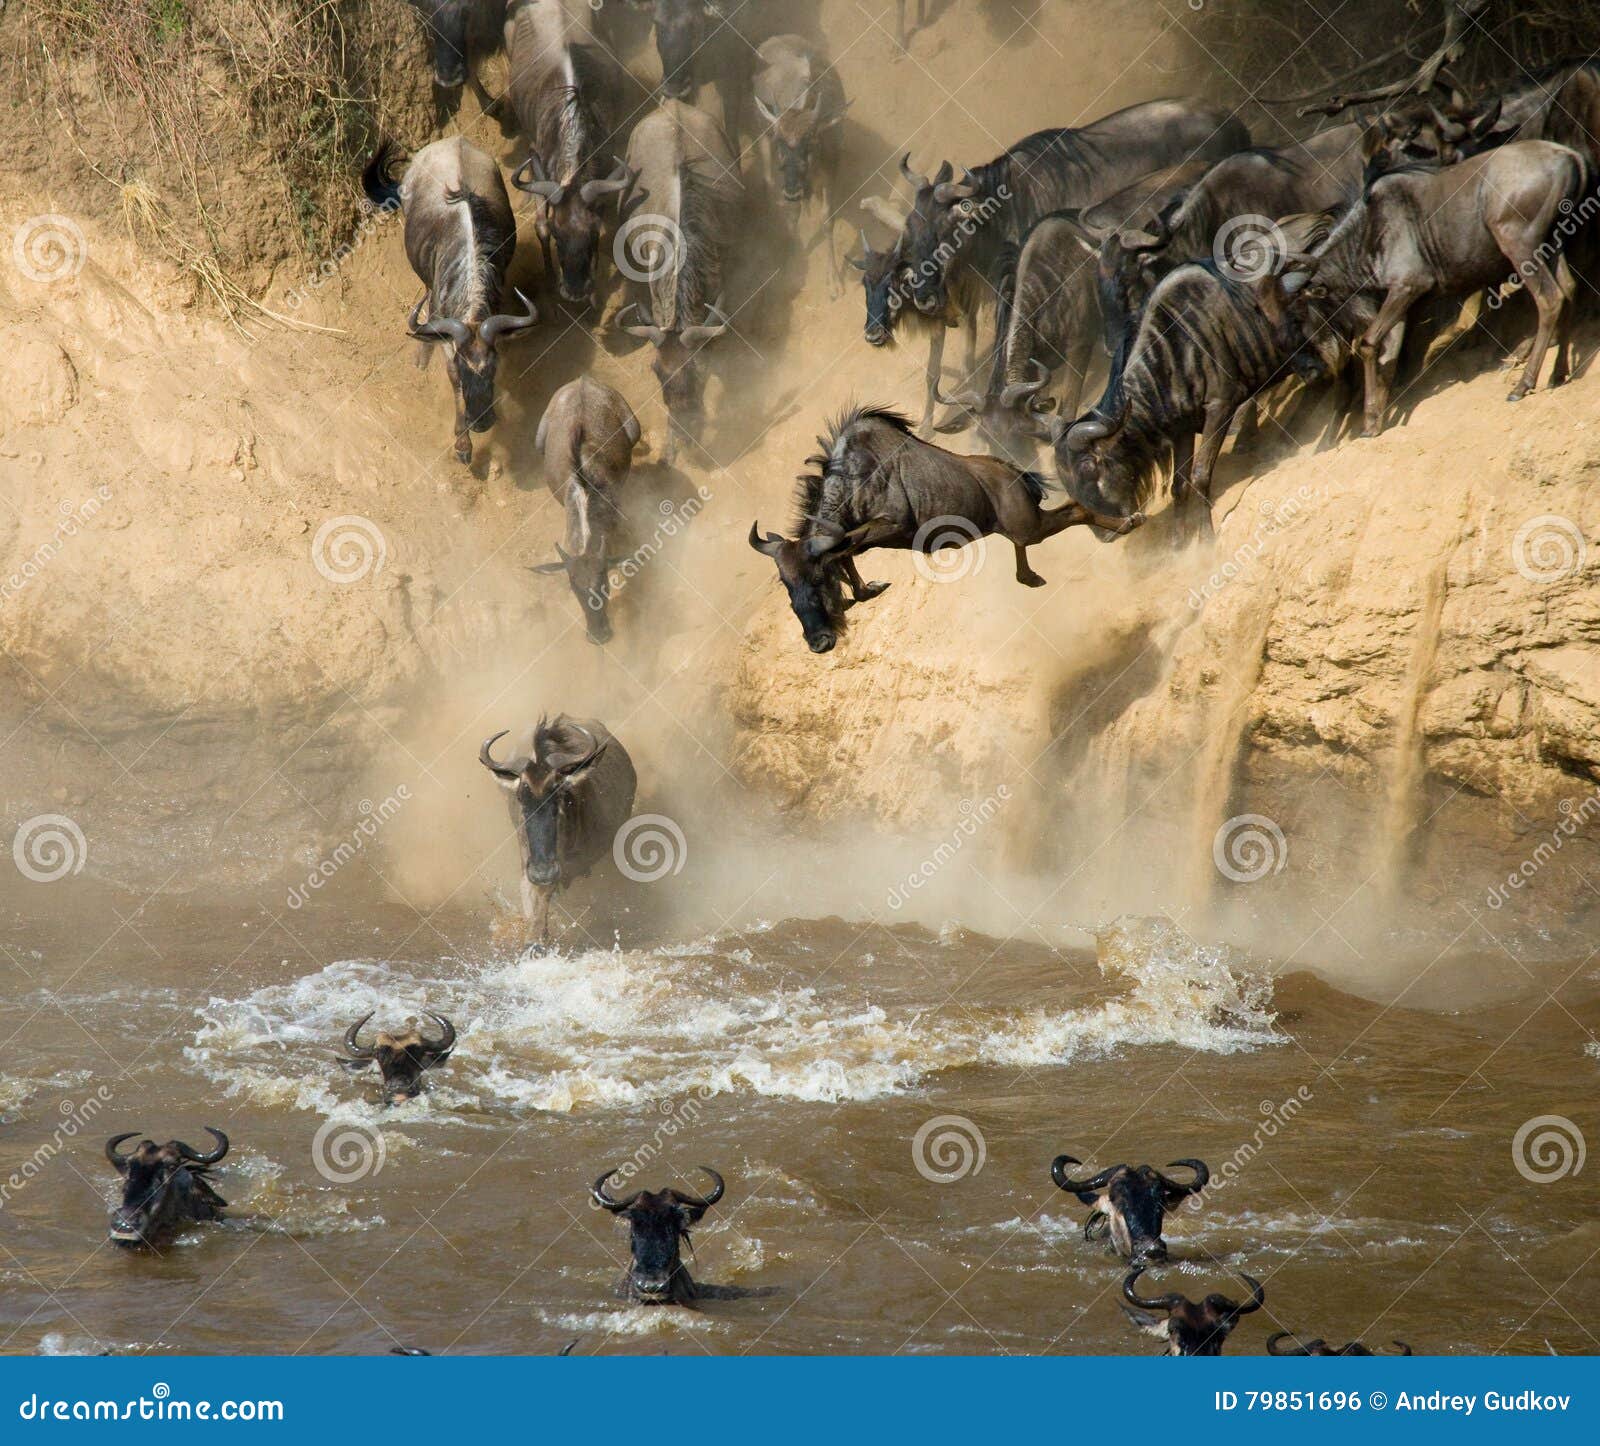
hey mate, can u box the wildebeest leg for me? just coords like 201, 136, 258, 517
1550, 254, 1578, 387
1507, 254, 1568, 400
920, 325, 946, 435
1170, 429, 1195, 503
1318, 357, 1355, 453
1357, 283, 1425, 435
1189, 400, 1234, 539
840, 556, 890, 602
445, 355, 472, 464
1012, 541, 1046, 587
519, 876, 538, 921
1232, 396, 1260, 455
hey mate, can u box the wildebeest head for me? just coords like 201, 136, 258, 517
1360, 95, 1503, 182
898, 154, 982, 315
1053, 1155, 1208, 1264
407, 291, 538, 440
1056, 398, 1144, 519
592, 1164, 725, 1304
757, 90, 842, 203
533, 542, 621, 645
339, 1011, 456, 1103
931, 359, 1054, 462
1123, 1268, 1264, 1356
849, 228, 910, 348
1267, 1332, 1413, 1357
479, 722, 608, 890
512, 157, 632, 306
630, 0, 722, 100
105, 1128, 229, 1247
748, 518, 887, 654
618, 302, 730, 448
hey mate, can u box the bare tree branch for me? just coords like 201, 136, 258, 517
1296, 0, 1491, 117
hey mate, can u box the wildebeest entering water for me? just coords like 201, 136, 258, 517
1122, 1267, 1264, 1356
749, 405, 1142, 654
478, 717, 637, 944
104, 1128, 229, 1247
339, 1012, 457, 1103
1051, 1155, 1209, 1264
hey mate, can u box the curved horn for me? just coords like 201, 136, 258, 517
480, 289, 539, 346
679, 299, 731, 345
671, 1166, 724, 1208
555, 725, 604, 775
1051, 1155, 1121, 1195
479, 731, 521, 782
174, 1127, 229, 1165
1230, 1272, 1266, 1316
1123, 1268, 1186, 1312
1266, 1332, 1309, 1356
1158, 1158, 1210, 1196
899, 153, 929, 191
342, 1010, 378, 1060
617, 304, 666, 345
999, 358, 1050, 408
754, 94, 780, 124
407, 298, 470, 346
421, 1012, 456, 1054
749, 521, 786, 557
592, 1166, 640, 1213
848, 228, 878, 271
932, 168, 980, 205
512, 153, 565, 201
105, 1132, 141, 1172
933, 380, 986, 410
1387, 1340, 1413, 1356
579, 160, 633, 207
1066, 411, 1116, 453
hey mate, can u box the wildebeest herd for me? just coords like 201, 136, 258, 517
97, 3, 1600, 1354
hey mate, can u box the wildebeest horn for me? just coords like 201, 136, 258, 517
174, 1127, 229, 1165
754, 94, 780, 124
999, 358, 1049, 409
670, 1166, 724, 1208
342, 1010, 379, 1060
479, 730, 521, 782
1157, 1158, 1210, 1195
679, 298, 731, 345
592, 1166, 641, 1213
579, 160, 633, 207
617, 304, 666, 345
1427, 103, 1468, 142
932, 167, 980, 205
1387, 1340, 1414, 1355
1123, 1268, 1186, 1312
899, 153, 929, 191
1266, 1332, 1311, 1355
480, 289, 539, 345
407, 298, 470, 346
512, 153, 565, 202
1230, 1273, 1266, 1316
555, 725, 604, 776
749, 521, 786, 556
848, 228, 877, 271
421, 1012, 456, 1054
105, 1132, 141, 1172
933, 381, 986, 410
1051, 1155, 1120, 1195
1065, 410, 1118, 453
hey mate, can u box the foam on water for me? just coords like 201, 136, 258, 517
188, 916, 1280, 1123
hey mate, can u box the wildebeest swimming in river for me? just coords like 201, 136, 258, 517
479, 716, 637, 944
339, 1012, 457, 1103
1051, 1155, 1208, 1264
748, 405, 1142, 653
1122, 1267, 1264, 1356
104, 1128, 229, 1247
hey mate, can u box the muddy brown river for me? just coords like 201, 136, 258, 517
1, 881, 1595, 1356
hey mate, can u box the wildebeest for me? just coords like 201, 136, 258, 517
406, 0, 507, 121
1058, 260, 1326, 532
362, 138, 539, 465
1051, 1155, 1208, 1264
749, 405, 1142, 654
339, 1012, 457, 1103
531, 377, 642, 644
1260, 140, 1586, 436
1123, 1268, 1265, 1356
896, 100, 1251, 322
618, 100, 740, 464
104, 1128, 229, 1247
592, 1164, 724, 1304
506, 0, 633, 307
479, 717, 637, 943
620, 0, 765, 140
1267, 1332, 1413, 1356
754, 35, 846, 205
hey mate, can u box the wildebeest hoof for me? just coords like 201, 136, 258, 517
454, 442, 474, 464
1017, 569, 1046, 587
855, 580, 890, 601
1507, 386, 1528, 402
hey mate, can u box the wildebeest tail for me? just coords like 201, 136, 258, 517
1018, 470, 1050, 504
362, 140, 407, 211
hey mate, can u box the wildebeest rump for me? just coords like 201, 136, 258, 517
1123, 1268, 1265, 1356
105, 1128, 229, 1247
339, 1012, 457, 1103
531, 376, 643, 643
1051, 1155, 1208, 1264
362, 137, 539, 464
749, 405, 1142, 654
479, 716, 637, 943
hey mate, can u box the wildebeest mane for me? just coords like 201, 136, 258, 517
433, 186, 513, 320
790, 404, 915, 535
652, 159, 730, 331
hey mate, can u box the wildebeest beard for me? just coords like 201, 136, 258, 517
105, 1128, 229, 1247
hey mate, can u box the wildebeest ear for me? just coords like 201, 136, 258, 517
1470, 96, 1503, 138
748, 521, 787, 557
1360, 124, 1386, 162
1118, 227, 1160, 251
530, 559, 569, 575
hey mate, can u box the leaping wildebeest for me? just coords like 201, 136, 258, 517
619, 100, 740, 464
531, 376, 643, 644
592, 1164, 726, 1304
479, 716, 637, 944
1050, 1155, 1209, 1264
362, 138, 539, 464
1122, 1268, 1265, 1356
104, 1128, 229, 1247
749, 405, 1142, 654
339, 1012, 457, 1103
506, 0, 633, 307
